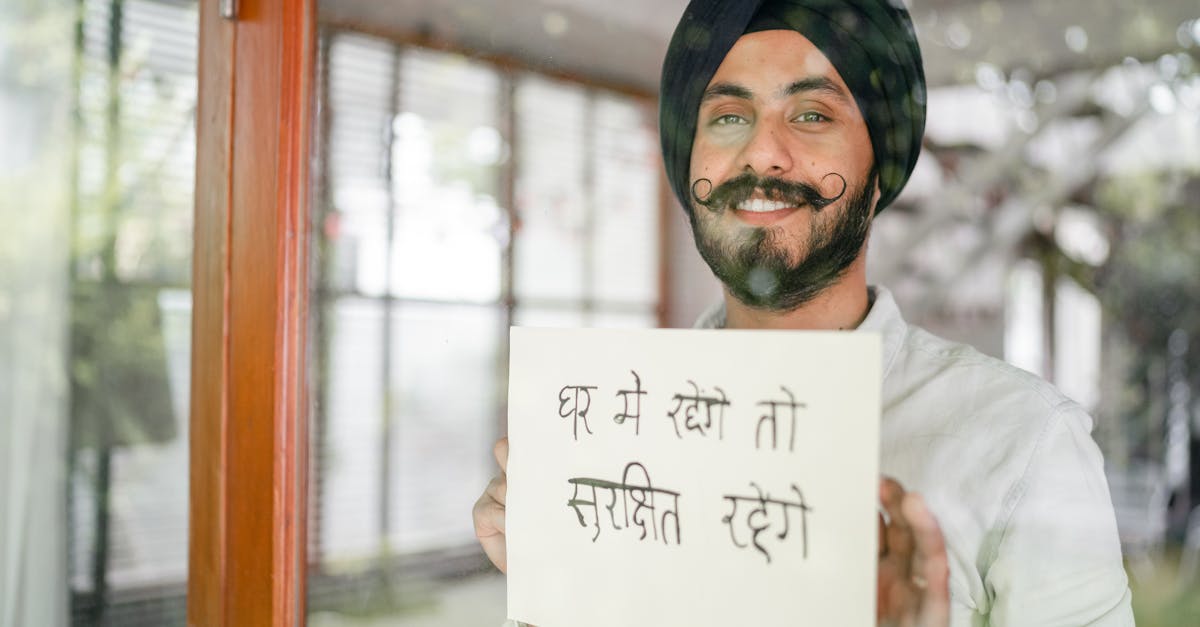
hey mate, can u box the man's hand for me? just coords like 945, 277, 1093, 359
473, 437, 509, 573
877, 477, 950, 627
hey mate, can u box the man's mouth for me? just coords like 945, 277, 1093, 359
729, 197, 803, 226
734, 198, 799, 213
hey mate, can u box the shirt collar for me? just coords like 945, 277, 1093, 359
856, 286, 907, 382
692, 285, 908, 381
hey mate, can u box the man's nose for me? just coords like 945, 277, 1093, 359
738, 119, 794, 176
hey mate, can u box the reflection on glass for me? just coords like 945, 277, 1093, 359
325, 33, 395, 297
324, 36, 505, 303
513, 308, 657, 330
590, 95, 660, 306
513, 76, 662, 312
392, 50, 504, 303
309, 19, 663, 626
75, 0, 197, 287
511, 307, 585, 329
513, 75, 588, 304
388, 304, 501, 551
314, 300, 499, 560
316, 298, 385, 565
311, 28, 518, 624
63, 0, 198, 624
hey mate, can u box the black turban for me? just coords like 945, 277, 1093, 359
659, 0, 926, 214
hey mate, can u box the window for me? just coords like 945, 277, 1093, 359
68, 0, 197, 624
309, 29, 663, 622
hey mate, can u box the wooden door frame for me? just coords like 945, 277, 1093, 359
189, 0, 316, 624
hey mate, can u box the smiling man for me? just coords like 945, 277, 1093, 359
685, 28, 879, 321
475, 1, 1133, 625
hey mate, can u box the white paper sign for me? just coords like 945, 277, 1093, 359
507, 327, 881, 627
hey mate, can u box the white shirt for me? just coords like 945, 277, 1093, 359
504, 286, 1132, 626
694, 286, 1133, 626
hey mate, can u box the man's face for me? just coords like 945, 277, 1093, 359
688, 29, 879, 311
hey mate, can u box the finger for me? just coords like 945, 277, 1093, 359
879, 477, 904, 530
902, 493, 950, 625
876, 551, 906, 624
486, 474, 508, 508
472, 488, 508, 573
494, 437, 509, 473
472, 481, 507, 536
879, 477, 912, 560
480, 529, 507, 574
878, 512, 887, 558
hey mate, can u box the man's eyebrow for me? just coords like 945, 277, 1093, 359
782, 77, 851, 103
701, 82, 753, 103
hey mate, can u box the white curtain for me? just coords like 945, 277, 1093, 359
0, 0, 73, 624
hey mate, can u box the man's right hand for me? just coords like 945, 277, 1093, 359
473, 437, 509, 573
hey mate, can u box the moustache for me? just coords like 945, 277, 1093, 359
691, 172, 847, 214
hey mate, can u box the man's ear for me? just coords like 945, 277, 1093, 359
870, 170, 883, 213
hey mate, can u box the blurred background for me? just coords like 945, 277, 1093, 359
1, 0, 1198, 625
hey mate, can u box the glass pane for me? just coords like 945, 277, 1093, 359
588, 309, 660, 329
310, 25, 515, 624
513, 307, 657, 330
325, 33, 394, 297
74, 0, 197, 286
309, 296, 505, 615
316, 298, 386, 564
512, 74, 588, 303
512, 307, 586, 329
392, 50, 505, 303
590, 94, 660, 307
1, 0, 199, 624
75, 3, 196, 625
310, 298, 505, 564
388, 303, 502, 551
308, 3, 1200, 625
311, 8, 669, 626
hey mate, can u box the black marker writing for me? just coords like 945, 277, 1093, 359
613, 370, 647, 435
667, 380, 731, 440
566, 462, 682, 545
559, 385, 598, 441
721, 483, 812, 563
755, 386, 805, 452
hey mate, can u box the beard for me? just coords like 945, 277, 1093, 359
689, 167, 877, 312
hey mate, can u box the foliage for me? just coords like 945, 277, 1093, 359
1093, 172, 1200, 350
1128, 549, 1200, 627
69, 281, 177, 448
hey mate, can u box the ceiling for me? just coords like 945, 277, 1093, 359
320, 0, 1200, 92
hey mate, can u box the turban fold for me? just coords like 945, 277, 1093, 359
659, 0, 926, 213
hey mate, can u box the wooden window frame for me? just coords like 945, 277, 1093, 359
189, 0, 316, 624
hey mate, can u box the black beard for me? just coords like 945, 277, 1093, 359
689, 168, 877, 312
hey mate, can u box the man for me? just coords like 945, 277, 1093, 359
474, 0, 1133, 625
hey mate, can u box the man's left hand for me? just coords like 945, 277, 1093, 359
877, 477, 950, 627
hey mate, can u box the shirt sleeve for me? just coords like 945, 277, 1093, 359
984, 403, 1134, 625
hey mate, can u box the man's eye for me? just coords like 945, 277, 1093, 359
712, 114, 748, 126
796, 111, 829, 123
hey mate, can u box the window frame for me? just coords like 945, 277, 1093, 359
188, 0, 315, 624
